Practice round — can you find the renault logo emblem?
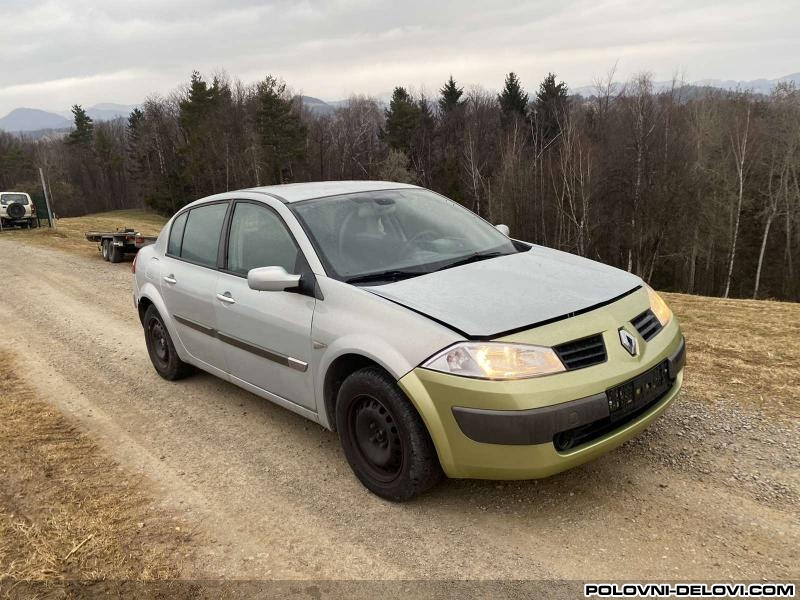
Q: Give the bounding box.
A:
[618,328,638,356]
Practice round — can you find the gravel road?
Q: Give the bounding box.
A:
[0,238,797,581]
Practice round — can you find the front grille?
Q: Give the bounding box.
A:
[554,334,607,371]
[631,309,662,341]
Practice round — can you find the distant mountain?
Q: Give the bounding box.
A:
[300,96,336,115]
[571,72,800,98]
[5,72,798,133]
[693,73,800,95]
[57,102,139,123]
[0,103,139,133]
[0,108,71,133]
[88,103,139,122]
[301,96,388,114]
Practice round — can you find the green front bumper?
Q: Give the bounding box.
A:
[397,288,685,479]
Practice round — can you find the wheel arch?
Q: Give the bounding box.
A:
[322,353,384,432]
[137,295,154,325]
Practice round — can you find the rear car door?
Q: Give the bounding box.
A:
[214,200,316,410]
[160,201,230,371]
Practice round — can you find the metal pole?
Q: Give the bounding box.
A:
[39,167,55,228]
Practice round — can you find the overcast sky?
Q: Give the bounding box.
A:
[2,0,799,115]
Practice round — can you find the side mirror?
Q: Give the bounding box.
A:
[247,266,301,292]
[495,223,510,236]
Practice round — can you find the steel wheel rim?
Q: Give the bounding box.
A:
[148,319,169,365]
[348,394,404,483]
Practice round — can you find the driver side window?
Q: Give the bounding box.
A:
[226,202,300,276]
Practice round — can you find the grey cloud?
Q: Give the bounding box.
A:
[1,0,798,114]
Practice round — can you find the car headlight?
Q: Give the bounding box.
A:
[422,342,565,380]
[646,285,673,326]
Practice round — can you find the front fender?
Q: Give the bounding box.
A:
[310,278,463,429]
[313,334,413,429]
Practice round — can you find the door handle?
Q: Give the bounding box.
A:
[163,274,177,284]
[216,292,236,305]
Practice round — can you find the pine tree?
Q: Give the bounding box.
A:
[498,72,529,121]
[126,108,146,182]
[66,105,94,145]
[417,94,435,132]
[179,71,221,135]
[382,87,421,153]
[438,75,464,114]
[255,75,307,184]
[534,72,569,142]
[127,108,144,135]
[177,71,226,197]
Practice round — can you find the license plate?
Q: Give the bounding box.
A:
[606,360,671,420]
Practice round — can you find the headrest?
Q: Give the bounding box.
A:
[357,202,396,218]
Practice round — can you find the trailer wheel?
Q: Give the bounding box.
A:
[109,243,123,263]
[101,240,110,261]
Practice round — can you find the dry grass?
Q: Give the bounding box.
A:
[665,292,800,415]
[0,209,166,258]
[0,353,195,592]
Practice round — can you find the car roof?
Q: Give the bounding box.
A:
[243,180,420,203]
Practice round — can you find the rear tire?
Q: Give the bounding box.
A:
[335,366,443,501]
[143,305,193,380]
[101,240,110,261]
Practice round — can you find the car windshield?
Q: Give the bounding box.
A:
[292,188,520,283]
[1,194,29,205]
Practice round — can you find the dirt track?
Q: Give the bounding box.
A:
[0,238,797,581]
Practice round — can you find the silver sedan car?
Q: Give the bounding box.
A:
[133,181,684,501]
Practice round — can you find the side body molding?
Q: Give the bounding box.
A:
[172,314,309,372]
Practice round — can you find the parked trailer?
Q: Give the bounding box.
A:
[85,229,157,263]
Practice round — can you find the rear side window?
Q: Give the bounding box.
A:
[227,203,300,276]
[179,203,228,267]
[167,211,188,256]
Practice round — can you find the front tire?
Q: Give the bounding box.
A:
[143,305,193,380]
[336,367,443,501]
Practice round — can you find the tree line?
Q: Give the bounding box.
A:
[1,69,799,302]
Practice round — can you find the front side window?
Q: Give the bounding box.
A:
[227,202,300,276]
[292,188,519,283]
[179,203,228,267]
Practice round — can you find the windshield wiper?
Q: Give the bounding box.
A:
[345,270,425,285]
[435,251,507,272]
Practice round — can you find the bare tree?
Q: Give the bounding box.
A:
[624,73,658,275]
[723,94,754,298]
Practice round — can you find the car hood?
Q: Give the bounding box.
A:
[366,246,642,338]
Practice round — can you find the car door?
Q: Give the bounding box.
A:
[214,200,317,411]
[160,201,230,371]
